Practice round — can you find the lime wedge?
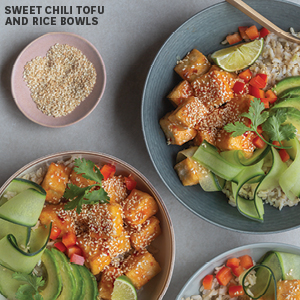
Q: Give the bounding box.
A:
[211,38,264,72]
[111,276,137,300]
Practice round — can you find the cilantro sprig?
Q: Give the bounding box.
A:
[64,158,110,214]
[13,272,45,300]
[224,98,296,148]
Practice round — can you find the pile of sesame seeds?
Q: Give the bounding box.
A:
[23,43,97,117]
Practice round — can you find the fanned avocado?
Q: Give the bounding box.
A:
[40,248,62,300]
[272,97,300,110]
[278,87,300,99]
[77,265,98,300]
[69,263,84,300]
[273,76,300,96]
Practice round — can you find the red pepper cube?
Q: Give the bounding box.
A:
[249,74,267,89]
[229,285,245,297]
[231,265,244,277]
[239,255,254,269]
[216,267,233,286]
[238,26,249,40]
[257,125,263,134]
[100,164,116,180]
[54,241,67,253]
[260,27,271,38]
[253,135,266,149]
[260,98,270,109]
[245,25,260,40]
[50,225,61,240]
[62,232,77,248]
[233,81,246,94]
[125,174,137,190]
[257,73,268,84]
[226,257,240,269]
[279,149,290,162]
[70,253,85,266]
[249,86,265,99]
[202,274,214,290]
[272,141,281,148]
[238,69,252,83]
[67,245,83,258]
[226,32,243,45]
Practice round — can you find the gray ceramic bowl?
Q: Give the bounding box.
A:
[0,151,175,300]
[142,0,300,233]
[176,242,300,300]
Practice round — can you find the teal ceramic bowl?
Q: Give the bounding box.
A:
[142,0,300,233]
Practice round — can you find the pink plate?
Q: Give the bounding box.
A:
[11,32,106,127]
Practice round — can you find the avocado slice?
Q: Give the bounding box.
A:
[77,265,98,300]
[40,248,62,300]
[69,263,84,300]
[273,76,300,96]
[278,87,300,99]
[272,97,300,110]
[51,248,75,300]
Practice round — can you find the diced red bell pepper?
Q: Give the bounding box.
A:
[239,255,254,269]
[50,225,61,240]
[70,253,85,266]
[66,245,83,258]
[100,164,116,180]
[233,81,245,94]
[245,25,260,40]
[272,141,281,148]
[279,149,290,162]
[260,98,270,108]
[125,174,137,190]
[249,74,267,89]
[226,257,240,269]
[238,69,252,83]
[257,73,268,84]
[229,285,245,297]
[238,26,249,40]
[216,267,233,286]
[265,90,277,103]
[202,274,214,290]
[257,125,263,134]
[231,265,244,277]
[260,27,271,38]
[253,135,266,149]
[249,86,265,99]
[226,32,242,45]
[62,232,77,248]
[54,241,67,253]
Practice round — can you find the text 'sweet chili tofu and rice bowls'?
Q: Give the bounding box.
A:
[142,0,300,233]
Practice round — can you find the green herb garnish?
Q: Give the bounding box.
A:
[224,98,296,148]
[64,158,110,214]
[13,272,45,300]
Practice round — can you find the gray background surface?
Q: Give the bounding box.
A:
[1,0,300,299]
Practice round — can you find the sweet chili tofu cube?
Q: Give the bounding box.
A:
[130,216,161,250]
[123,189,158,228]
[193,129,218,146]
[105,232,131,258]
[174,49,211,82]
[123,250,161,290]
[102,175,128,203]
[277,280,300,300]
[167,80,194,106]
[39,204,75,237]
[69,168,96,188]
[41,163,71,204]
[215,129,256,158]
[99,266,124,300]
[191,66,235,110]
[174,156,209,186]
[160,112,197,145]
[168,96,210,128]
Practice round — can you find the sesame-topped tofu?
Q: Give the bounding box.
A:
[41,162,71,204]
[105,232,131,258]
[167,80,194,106]
[99,266,124,300]
[69,168,96,188]
[123,189,159,228]
[215,129,256,158]
[191,65,236,110]
[168,96,210,128]
[130,216,161,250]
[277,279,300,300]
[193,129,218,146]
[160,112,197,145]
[174,49,211,82]
[174,157,209,186]
[123,250,161,290]
[102,175,128,203]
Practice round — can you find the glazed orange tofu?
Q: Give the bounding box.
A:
[130,216,161,250]
[123,250,161,290]
[41,162,71,204]
[277,279,300,300]
[69,168,96,188]
[215,129,256,158]
[174,49,211,82]
[193,129,218,146]
[168,96,210,128]
[160,112,197,145]
[123,189,158,227]
[102,175,128,203]
[174,157,209,186]
[105,232,131,258]
[39,204,75,237]
[167,80,194,106]
[99,266,123,300]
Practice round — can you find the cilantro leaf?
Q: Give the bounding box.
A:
[13,272,44,300]
[83,188,110,205]
[73,158,103,184]
[224,122,250,137]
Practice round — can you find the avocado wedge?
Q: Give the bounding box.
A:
[273,76,300,96]
[77,265,98,300]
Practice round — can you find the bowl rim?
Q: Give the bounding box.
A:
[0,151,175,299]
[141,0,300,235]
[11,31,107,128]
[176,241,300,300]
